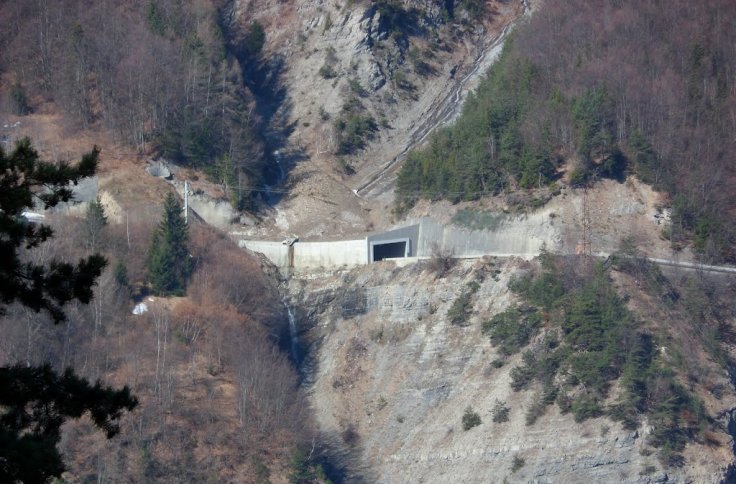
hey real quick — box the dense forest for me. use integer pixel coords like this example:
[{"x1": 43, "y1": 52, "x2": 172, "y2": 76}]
[
  {"x1": 0, "y1": 0, "x2": 267, "y2": 208},
  {"x1": 397, "y1": 0, "x2": 736, "y2": 262}
]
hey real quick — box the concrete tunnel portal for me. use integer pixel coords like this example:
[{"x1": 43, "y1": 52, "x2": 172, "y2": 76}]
[
  {"x1": 367, "y1": 224, "x2": 419, "y2": 263},
  {"x1": 370, "y1": 238, "x2": 410, "y2": 262}
]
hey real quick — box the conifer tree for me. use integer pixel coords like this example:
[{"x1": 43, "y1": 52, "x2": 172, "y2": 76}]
[
  {"x1": 0, "y1": 138, "x2": 106, "y2": 321},
  {"x1": 147, "y1": 192, "x2": 193, "y2": 296},
  {"x1": 85, "y1": 196, "x2": 107, "y2": 251},
  {"x1": 0, "y1": 138, "x2": 137, "y2": 482}
]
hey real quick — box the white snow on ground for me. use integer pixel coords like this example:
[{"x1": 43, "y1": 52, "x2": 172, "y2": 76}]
[{"x1": 132, "y1": 302, "x2": 148, "y2": 315}]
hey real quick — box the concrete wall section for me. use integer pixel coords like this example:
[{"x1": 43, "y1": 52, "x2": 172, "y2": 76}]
[
  {"x1": 293, "y1": 239, "x2": 367, "y2": 270},
  {"x1": 238, "y1": 213, "x2": 562, "y2": 272},
  {"x1": 415, "y1": 218, "x2": 445, "y2": 257},
  {"x1": 441, "y1": 224, "x2": 546, "y2": 257},
  {"x1": 239, "y1": 239, "x2": 367, "y2": 270},
  {"x1": 239, "y1": 240, "x2": 290, "y2": 268},
  {"x1": 415, "y1": 216, "x2": 561, "y2": 258}
]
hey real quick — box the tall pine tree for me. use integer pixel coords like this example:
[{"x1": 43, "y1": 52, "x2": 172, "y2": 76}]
[{"x1": 147, "y1": 192, "x2": 193, "y2": 296}]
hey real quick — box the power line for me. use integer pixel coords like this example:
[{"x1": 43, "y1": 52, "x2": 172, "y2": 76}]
[{"x1": 225, "y1": 183, "x2": 503, "y2": 198}]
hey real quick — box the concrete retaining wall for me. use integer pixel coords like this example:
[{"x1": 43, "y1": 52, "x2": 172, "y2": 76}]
[
  {"x1": 239, "y1": 240, "x2": 290, "y2": 267},
  {"x1": 294, "y1": 240, "x2": 367, "y2": 270},
  {"x1": 240, "y1": 239, "x2": 367, "y2": 271},
  {"x1": 238, "y1": 215, "x2": 560, "y2": 272},
  {"x1": 415, "y1": 217, "x2": 560, "y2": 258}
]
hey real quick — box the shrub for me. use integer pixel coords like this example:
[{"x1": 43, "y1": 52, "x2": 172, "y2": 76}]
[
  {"x1": 337, "y1": 157, "x2": 355, "y2": 175},
  {"x1": 482, "y1": 307, "x2": 542, "y2": 355},
  {"x1": 447, "y1": 281, "x2": 480, "y2": 326},
  {"x1": 319, "y1": 64, "x2": 337, "y2": 79},
  {"x1": 509, "y1": 352, "x2": 537, "y2": 391},
  {"x1": 319, "y1": 46, "x2": 338, "y2": 79},
  {"x1": 509, "y1": 254, "x2": 564, "y2": 310},
  {"x1": 335, "y1": 114, "x2": 377, "y2": 153},
  {"x1": 571, "y1": 394, "x2": 603, "y2": 422},
  {"x1": 511, "y1": 455, "x2": 525, "y2": 473},
  {"x1": 287, "y1": 448, "x2": 330, "y2": 484},
  {"x1": 244, "y1": 21, "x2": 266, "y2": 57},
  {"x1": 375, "y1": 0, "x2": 414, "y2": 39},
  {"x1": 349, "y1": 78, "x2": 368, "y2": 97},
  {"x1": 526, "y1": 386, "x2": 556, "y2": 425},
  {"x1": 392, "y1": 70, "x2": 416, "y2": 95},
  {"x1": 427, "y1": 243, "x2": 456, "y2": 277},
  {"x1": 462, "y1": 406, "x2": 481, "y2": 430},
  {"x1": 334, "y1": 97, "x2": 377, "y2": 154},
  {"x1": 492, "y1": 399, "x2": 510, "y2": 423}
]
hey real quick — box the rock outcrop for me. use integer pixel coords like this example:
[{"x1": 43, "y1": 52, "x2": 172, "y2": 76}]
[{"x1": 287, "y1": 258, "x2": 735, "y2": 483}]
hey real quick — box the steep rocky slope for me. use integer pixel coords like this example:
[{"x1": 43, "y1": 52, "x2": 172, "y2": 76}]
[
  {"x1": 227, "y1": 0, "x2": 529, "y2": 237},
  {"x1": 285, "y1": 258, "x2": 736, "y2": 482}
]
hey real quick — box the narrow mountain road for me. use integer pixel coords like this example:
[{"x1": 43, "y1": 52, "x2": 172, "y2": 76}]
[{"x1": 355, "y1": 0, "x2": 532, "y2": 199}]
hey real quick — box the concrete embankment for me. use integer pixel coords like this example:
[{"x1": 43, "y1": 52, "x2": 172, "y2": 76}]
[{"x1": 239, "y1": 239, "x2": 368, "y2": 272}]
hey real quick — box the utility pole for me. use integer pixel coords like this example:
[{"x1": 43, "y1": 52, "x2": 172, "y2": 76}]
[
  {"x1": 581, "y1": 184, "x2": 592, "y2": 272},
  {"x1": 184, "y1": 180, "x2": 188, "y2": 224}
]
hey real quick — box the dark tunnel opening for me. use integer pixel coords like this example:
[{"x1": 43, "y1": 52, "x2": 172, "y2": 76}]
[{"x1": 372, "y1": 241, "x2": 407, "y2": 261}]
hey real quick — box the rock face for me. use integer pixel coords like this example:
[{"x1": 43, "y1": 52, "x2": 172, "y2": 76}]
[
  {"x1": 225, "y1": 0, "x2": 528, "y2": 237},
  {"x1": 287, "y1": 259, "x2": 735, "y2": 483}
]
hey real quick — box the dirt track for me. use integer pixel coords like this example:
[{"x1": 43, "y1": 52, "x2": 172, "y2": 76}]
[{"x1": 354, "y1": 0, "x2": 532, "y2": 199}]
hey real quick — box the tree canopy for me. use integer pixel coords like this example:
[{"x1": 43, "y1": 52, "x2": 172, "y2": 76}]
[
  {"x1": 0, "y1": 365, "x2": 137, "y2": 483},
  {"x1": 396, "y1": 0, "x2": 736, "y2": 262},
  {"x1": 1, "y1": 1, "x2": 267, "y2": 208},
  {"x1": 0, "y1": 138, "x2": 106, "y2": 323},
  {"x1": 0, "y1": 138, "x2": 137, "y2": 482}
]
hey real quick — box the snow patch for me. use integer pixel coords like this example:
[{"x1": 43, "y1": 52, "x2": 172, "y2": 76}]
[{"x1": 132, "y1": 302, "x2": 148, "y2": 315}]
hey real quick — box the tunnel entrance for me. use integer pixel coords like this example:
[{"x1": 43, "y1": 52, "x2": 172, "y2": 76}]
[{"x1": 370, "y1": 239, "x2": 410, "y2": 262}]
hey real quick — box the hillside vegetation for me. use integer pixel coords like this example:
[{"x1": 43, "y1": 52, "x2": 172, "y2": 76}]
[
  {"x1": 0, "y1": 0, "x2": 266, "y2": 208},
  {"x1": 397, "y1": 0, "x2": 736, "y2": 262},
  {"x1": 488, "y1": 250, "x2": 734, "y2": 467},
  {"x1": 291, "y1": 251, "x2": 736, "y2": 481},
  {"x1": 0, "y1": 185, "x2": 325, "y2": 481}
]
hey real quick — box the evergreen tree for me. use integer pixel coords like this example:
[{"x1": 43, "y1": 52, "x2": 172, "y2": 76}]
[
  {"x1": 114, "y1": 260, "x2": 129, "y2": 289},
  {"x1": 10, "y1": 82, "x2": 30, "y2": 116},
  {"x1": 147, "y1": 192, "x2": 193, "y2": 296},
  {"x1": 85, "y1": 196, "x2": 107, "y2": 251},
  {"x1": 0, "y1": 138, "x2": 137, "y2": 482},
  {"x1": 0, "y1": 365, "x2": 137, "y2": 483},
  {"x1": 0, "y1": 137, "x2": 106, "y2": 322}
]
